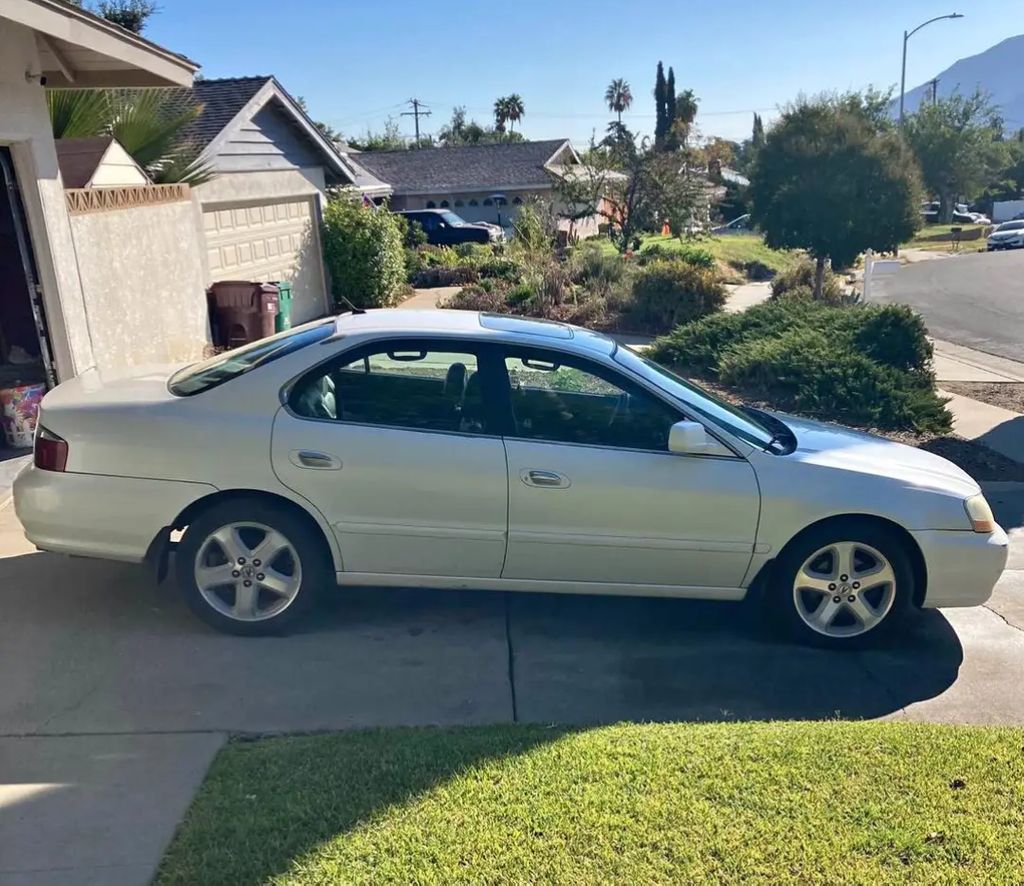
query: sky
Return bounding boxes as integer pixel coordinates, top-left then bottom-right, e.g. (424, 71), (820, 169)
(147, 0), (1021, 146)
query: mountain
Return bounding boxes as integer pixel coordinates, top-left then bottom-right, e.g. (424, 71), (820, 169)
(899, 34), (1024, 131)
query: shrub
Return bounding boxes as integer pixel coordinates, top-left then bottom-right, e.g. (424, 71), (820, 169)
(569, 242), (626, 290)
(321, 197), (405, 308)
(637, 242), (716, 270)
(629, 259), (727, 333)
(718, 328), (951, 432)
(412, 265), (479, 288)
(439, 285), (512, 313)
(744, 259), (775, 281)
(853, 304), (932, 373)
(770, 260), (844, 303)
(478, 256), (523, 282)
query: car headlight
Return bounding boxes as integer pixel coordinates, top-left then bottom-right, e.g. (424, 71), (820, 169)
(964, 494), (996, 533)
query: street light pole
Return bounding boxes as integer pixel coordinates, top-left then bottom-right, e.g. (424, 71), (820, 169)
(898, 13), (963, 131)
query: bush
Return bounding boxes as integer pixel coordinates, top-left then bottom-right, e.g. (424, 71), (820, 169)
(637, 242), (716, 270)
(478, 256), (523, 282)
(629, 259), (727, 333)
(770, 260), (844, 303)
(744, 260), (775, 281)
(321, 198), (405, 308)
(719, 328), (951, 432)
(569, 242), (626, 291)
(853, 304), (932, 373)
(439, 285), (512, 313)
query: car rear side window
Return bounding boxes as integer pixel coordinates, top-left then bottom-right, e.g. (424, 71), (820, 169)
(169, 320), (335, 396)
(290, 344), (488, 434)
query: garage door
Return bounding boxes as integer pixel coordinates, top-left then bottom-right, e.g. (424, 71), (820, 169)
(203, 198), (328, 324)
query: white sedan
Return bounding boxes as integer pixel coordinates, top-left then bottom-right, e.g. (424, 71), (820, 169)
(14, 310), (1008, 647)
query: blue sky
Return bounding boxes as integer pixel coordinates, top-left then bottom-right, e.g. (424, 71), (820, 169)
(148, 0), (1020, 145)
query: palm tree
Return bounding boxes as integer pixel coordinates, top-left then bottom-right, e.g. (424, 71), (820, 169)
(604, 78), (633, 123)
(493, 96), (509, 133)
(47, 88), (213, 185)
(675, 88), (698, 126)
(505, 94), (525, 132)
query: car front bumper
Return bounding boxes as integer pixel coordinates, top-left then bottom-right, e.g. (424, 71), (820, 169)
(987, 241), (1024, 250)
(13, 463), (216, 563)
(913, 526), (1009, 608)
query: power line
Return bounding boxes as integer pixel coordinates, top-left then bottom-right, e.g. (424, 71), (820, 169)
(400, 98), (432, 142)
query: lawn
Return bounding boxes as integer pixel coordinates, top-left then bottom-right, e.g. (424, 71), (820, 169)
(904, 223), (989, 253)
(158, 722), (1024, 885)
(595, 233), (801, 279)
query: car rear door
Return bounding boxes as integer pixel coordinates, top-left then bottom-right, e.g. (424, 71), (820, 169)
(496, 345), (760, 591)
(272, 338), (510, 578)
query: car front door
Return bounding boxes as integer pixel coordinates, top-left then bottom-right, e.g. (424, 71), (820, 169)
(497, 346), (760, 591)
(272, 339), (509, 578)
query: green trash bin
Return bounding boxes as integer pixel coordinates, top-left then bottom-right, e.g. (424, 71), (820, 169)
(273, 281), (293, 332)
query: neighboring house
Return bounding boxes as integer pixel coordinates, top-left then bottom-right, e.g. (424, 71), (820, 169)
(351, 139), (601, 235)
(1, 0), (196, 390)
(170, 76), (389, 324)
(55, 137), (150, 188)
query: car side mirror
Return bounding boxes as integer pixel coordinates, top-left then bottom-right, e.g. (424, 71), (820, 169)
(668, 420), (707, 454)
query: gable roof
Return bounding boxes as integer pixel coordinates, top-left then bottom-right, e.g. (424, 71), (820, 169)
(166, 76), (365, 186)
(353, 139), (574, 195)
(55, 136), (149, 188)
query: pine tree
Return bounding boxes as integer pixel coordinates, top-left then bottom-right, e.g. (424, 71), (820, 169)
(654, 61), (668, 148)
(752, 113), (765, 148)
(666, 67), (677, 130)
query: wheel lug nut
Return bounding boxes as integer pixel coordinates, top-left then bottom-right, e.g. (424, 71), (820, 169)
(243, 580), (252, 587)
(848, 595), (855, 603)
(828, 583), (836, 591)
(253, 559), (261, 567)
(840, 574), (848, 581)
(833, 595), (841, 603)
(237, 557), (245, 565)
(852, 582), (860, 589)
(257, 573), (265, 581)
(231, 570), (240, 578)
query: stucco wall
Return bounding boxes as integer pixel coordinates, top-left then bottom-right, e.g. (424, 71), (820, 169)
(68, 197), (210, 370)
(0, 22), (94, 380)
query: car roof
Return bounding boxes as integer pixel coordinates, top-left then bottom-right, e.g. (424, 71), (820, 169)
(331, 309), (617, 355)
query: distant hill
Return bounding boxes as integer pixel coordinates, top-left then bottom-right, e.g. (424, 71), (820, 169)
(898, 34), (1024, 131)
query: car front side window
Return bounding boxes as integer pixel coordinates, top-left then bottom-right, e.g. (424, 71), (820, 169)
(501, 349), (680, 451)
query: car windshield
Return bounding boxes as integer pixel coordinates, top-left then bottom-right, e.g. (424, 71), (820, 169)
(439, 211), (466, 226)
(996, 221), (1024, 232)
(613, 346), (782, 451)
(168, 319), (335, 396)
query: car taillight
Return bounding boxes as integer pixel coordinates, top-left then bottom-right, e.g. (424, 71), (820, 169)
(34, 427), (68, 472)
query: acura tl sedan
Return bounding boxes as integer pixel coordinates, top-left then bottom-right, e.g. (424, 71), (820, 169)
(14, 310), (1008, 648)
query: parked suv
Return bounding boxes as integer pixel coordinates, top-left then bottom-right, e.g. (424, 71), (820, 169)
(396, 209), (498, 246)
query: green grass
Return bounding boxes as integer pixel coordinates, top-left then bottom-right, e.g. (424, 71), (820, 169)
(595, 233), (800, 279)
(904, 223), (989, 253)
(158, 722), (1024, 885)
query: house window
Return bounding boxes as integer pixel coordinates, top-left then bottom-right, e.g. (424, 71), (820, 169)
(454, 200), (464, 208)
(468, 199), (479, 207)
(513, 197), (523, 205)
(426, 200), (436, 209)
(483, 198), (493, 206)
(440, 200), (450, 208)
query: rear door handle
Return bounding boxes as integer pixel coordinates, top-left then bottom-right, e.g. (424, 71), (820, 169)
(289, 449), (342, 470)
(520, 469), (570, 489)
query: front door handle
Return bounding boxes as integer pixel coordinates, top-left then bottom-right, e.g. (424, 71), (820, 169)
(289, 449), (342, 470)
(521, 469), (570, 489)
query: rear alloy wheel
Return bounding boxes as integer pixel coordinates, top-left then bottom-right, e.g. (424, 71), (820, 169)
(177, 500), (328, 635)
(773, 522), (913, 648)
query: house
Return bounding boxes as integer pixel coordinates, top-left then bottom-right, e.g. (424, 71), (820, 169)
(1, 0), (197, 396)
(169, 76), (390, 324)
(351, 139), (600, 235)
(55, 137), (150, 188)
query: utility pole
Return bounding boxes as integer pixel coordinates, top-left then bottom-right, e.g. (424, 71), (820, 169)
(401, 98), (432, 144)
(929, 77), (940, 105)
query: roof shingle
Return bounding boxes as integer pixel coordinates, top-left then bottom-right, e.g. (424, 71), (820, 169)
(353, 139), (570, 194)
(171, 75), (272, 151)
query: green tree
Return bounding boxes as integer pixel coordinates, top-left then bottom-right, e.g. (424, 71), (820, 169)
(348, 117), (405, 151)
(505, 94), (525, 133)
(666, 67), (676, 130)
(47, 88), (212, 185)
(904, 90), (1006, 222)
(320, 197), (405, 308)
(752, 113), (765, 148)
(95, 0), (156, 32)
(653, 62), (668, 148)
(604, 78), (633, 123)
(749, 98), (922, 298)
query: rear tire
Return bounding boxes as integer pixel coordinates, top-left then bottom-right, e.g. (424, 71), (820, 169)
(176, 498), (331, 636)
(771, 519), (914, 649)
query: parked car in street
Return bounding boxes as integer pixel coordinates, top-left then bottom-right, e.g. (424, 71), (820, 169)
(396, 209), (501, 245)
(14, 311), (1007, 647)
(711, 214), (753, 235)
(987, 220), (1024, 251)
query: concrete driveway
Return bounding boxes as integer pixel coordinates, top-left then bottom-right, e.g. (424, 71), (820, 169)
(1, 494), (1023, 883)
(871, 249), (1024, 361)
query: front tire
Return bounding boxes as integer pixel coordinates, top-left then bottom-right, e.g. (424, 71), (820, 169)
(771, 520), (914, 649)
(176, 498), (330, 636)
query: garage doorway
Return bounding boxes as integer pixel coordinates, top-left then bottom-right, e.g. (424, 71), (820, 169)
(0, 147), (56, 457)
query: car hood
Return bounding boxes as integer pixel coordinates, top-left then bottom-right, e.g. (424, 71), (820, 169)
(776, 413), (979, 498)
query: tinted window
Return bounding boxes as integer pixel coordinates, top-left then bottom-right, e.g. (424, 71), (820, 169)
(291, 345), (487, 434)
(169, 320), (334, 396)
(503, 351), (679, 451)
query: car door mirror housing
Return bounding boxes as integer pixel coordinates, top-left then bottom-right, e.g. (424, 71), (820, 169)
(668, 420), (707, 454)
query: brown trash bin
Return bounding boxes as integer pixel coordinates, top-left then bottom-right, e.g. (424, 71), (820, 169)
(207, 281), (280, 349)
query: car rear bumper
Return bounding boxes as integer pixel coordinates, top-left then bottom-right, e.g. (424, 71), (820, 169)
(913, 526), (1009, 608)
(13, 463), (216, 563)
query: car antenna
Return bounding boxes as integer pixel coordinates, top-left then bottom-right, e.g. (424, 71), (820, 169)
(337, 296), (366, 315)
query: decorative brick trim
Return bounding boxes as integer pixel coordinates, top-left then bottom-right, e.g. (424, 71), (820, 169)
(65, 184), (191, 214)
